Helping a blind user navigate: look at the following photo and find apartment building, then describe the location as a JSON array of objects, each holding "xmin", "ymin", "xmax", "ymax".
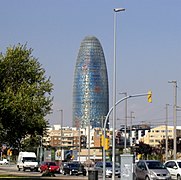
[
  {"xmin": 46, "ymin": 125, "xmax": 103, "ymax": 149},
  {"xmin": 46, "ymin": 124, "xmax": 181, "ymax": 151},
  {"xmin": 141, "ymin": 125, "xmax": 181, "ymax": 147}
]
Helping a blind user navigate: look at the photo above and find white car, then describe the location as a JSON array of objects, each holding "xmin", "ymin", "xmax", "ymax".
[
  {"xmin": 0, "ymin": 159, "xmax": 8, "ymax": 165},
  {"xmin": 165, "ymin": 160, "xmax": 181, "ymax": 180}
]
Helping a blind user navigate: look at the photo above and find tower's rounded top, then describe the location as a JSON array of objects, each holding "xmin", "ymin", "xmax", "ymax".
[{"xmin": 82, "ymin": 36, "xmax": 100, "ymax": 42}]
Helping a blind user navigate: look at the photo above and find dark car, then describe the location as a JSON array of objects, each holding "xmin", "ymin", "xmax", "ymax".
[
  {"xmin": 134, "ymin": 160, "xmax": 171, "ymax": 180},
  {"xmin": 39, "ymin": 162, "xmax": 60, "ymax": 173},
  {"xmin": 62, "ymin": 162, "xmax": 86, "ymax": 176}
]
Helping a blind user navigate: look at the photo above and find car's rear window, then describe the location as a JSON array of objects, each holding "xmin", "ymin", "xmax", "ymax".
[
  {"xmin": 69, "ymin": 164, "xmax": 79, "ymax": 168},
  {"xmin": 47, "ymin": 162, "xmax": 56, "ymax": 166}
]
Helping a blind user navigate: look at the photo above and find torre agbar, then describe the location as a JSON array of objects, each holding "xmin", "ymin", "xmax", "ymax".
[{"xmin": 72, "ymin": 36, "xmax": 109, "ymax": 128}]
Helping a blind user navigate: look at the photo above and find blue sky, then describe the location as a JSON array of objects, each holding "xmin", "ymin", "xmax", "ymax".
[{"xmin": 0, "ymin": 0, "xmax": 181, "ymax": 128}]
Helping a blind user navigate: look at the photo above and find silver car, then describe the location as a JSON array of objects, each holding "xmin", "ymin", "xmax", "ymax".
[
  {"xmin": 94, "ymin": 161, "xmax": 120, "ymax": 178},
  {"xmin": 134, "ymin": 160, "xmax": 171, "ymax": 180}
]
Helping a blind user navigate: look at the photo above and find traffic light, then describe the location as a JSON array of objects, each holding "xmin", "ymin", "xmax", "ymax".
[
  {"xmin": 105, "ymin": 138, "xmax": 110, "ymax": 150},
  {"xmin": 80, "ymin": 135, "xmax": 87, "ymax": 148},
  {"xmin": 100, "ymin": 135, "xmax": 105, "ymax": 147},
  {"xmin": 147, "ymin": 90, "xmax": 152, "ymax": 103}
]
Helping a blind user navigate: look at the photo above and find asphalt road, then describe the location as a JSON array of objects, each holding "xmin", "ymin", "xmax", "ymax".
[
  {"xmin": 0, "ymin": 164, "xmax": 88, "ymax": 179},
  {"xmin": 0, "ymin": 164, "xmax": 122, "ymax": 180}
]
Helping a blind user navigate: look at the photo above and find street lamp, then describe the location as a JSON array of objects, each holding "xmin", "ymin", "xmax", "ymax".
[
  {"xmin": 58, "ymin": 109, "xmax": 63, "ymax": 162},
  {"xmin": 168, "ymin": 80, "xmax": 177, "ymax": 159},
  {"xmin": 130, "ymin": 111, "xmax": 135, "ymax": 147},
  {"xmin": 112, "ymin": 7, "xmax": 125, "ymax": 180},
  {"xmin": 37, "ymin": 135, "xmax": 43, "ymax": 165},
  {"xmin": 119, "ymin": 92, "xmax": 127, "ymax": 151},
  {"xmin": 165, "ymin": 104, "xmax": 170, "ymax": 161}
]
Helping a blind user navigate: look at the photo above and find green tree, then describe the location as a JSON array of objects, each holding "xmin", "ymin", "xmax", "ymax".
[
  {"xmin": 0, "ymin": 44, "xmax": 53, "ymax": 150},
  {"xmin": 136, "ymin": 142, "xmax": 153, "ymax": 159}
]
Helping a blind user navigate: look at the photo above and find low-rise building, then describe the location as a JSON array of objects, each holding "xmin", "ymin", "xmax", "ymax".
[{"xmin": 140, "ymin": 125, "xmax": 181, "ymax": 147}]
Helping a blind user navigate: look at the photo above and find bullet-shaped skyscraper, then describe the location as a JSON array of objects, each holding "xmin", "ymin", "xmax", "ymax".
[{"xmin": 72, "ymin": 36, "xmax": 109, "ymax": 128}]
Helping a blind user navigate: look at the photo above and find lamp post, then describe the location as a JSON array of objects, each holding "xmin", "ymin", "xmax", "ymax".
[
  {"xmin": 75, "ymin": 116, "xmax": 81, "ymax": 162},
  {"xmin": 59, "ymin": 109, "xmax": 63, "ymax": 162},
  {"xmin": 79, "ymin": 125, "xmax": 81, "ymax": 163},
  {"xmin": 130, "ymin": 111, "xmax": 135, "ymax": 147},
  {"xmin": 112, "ymin": 8, "xmax": 125, "ymax": 180},
  {"xmin": 165, "ymin": 104, "xmax": 170, "ymax": 161},
  {"xmin": 38, "ymin": 135, "xmax": 43, "ymax": 165},
  {"xmin": 168, "ymin": 81, "xmax": 177, "ymax": 159},
  {"xmin": 119, "ymin": 92, "xmax": 127, "ymax": 151},
  {"xmin": 88, "ymin": 121, "xmax": 90, "ymax": 170}
]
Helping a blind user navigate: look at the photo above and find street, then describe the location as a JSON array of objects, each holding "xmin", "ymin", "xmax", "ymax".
[
  {"xmin": 0, "ymin": 164, "xmax": 121, "ymax": 180},
  {"xmin": 0, "ymin": 164, "xmax": 87, "ymax": 179}
]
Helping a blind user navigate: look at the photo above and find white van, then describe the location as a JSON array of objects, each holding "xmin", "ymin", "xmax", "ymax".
[{"xmin": 17, "ymin": 152, "xmax": 39, "ymax": 171}]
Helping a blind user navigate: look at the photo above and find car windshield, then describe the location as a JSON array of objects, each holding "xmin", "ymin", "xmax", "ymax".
[
  {"xmin": 146, "ymin": 161, "xmax": 165, "ymax": 169},
  {"xmin": 23, "ymin": 157, "xmax": 36, "ymax": 162},
  {"xmin": 105, "ymin": 162, "xmax": 112, "ymax": 168},
  {"xmin": 48, "ymin": 162, "xmax": 56, "ymax": 166}
]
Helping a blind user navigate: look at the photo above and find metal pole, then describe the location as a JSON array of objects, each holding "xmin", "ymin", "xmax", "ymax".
[
  {"xmin": 168, "ymin": 81, "xmax": 177, "ymax": 159},
  {"xmin": 88, "ymin": 123, "xmax": 90, "ymax": 170},
  {"xmin": 119, "ymin": 92, "xmax": 127, "ymax": 151},
  {"xmin": 79, "ymin": 127, "xmax": 81, "ymax": 162},
  {"xmin": 60, "ymin": 109, "xmax": 63, "ymax": 162},
  {"xmin": 130, "ymin": 111, "xmax": 134, "ymax": 147},
  {"xmin": 101, "ymin": 116, "xmax": 104, "ymax": 162},
  {"xmin": 40, "ymin": 136, "xmax": 42, "ymax": 164},
  {"xmin": 112, "ymin": 10, "xmax": 117, "ymax": 180},
  {"xmin": 112, "ymin": 8, "xmax": 125, "ymax": 180},
  {"xmin": 124, "ymin": 94, "xmax": 127, "ymax": 151},
  {"xmin": 75, "ymin": 117, "xmax": 81, "ymax": 162},
  {"xmin": 165, "ymin": 104, "xmax": 169, "ymax": 161},
  {"xmin": 173, "ymin": 82, "xmax": 177, "ymax": 160}
]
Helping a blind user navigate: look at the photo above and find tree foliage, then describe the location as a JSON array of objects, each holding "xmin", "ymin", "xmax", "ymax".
[
  {"xmin": 135, "ymin": 141, "xmax": 153, "ymax": 159},
  {"xmin": 160, "ymin": 138, "xmax": 173, "ymax": 150},
  {"xmin": 0, "ymin": 44, "xmax": 53, "ymax": 150}
]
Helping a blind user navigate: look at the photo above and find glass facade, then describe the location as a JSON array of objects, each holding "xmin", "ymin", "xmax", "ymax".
[{"xmin": 72, "ymin": 36, "xmax": 109, "ymax": 128}]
